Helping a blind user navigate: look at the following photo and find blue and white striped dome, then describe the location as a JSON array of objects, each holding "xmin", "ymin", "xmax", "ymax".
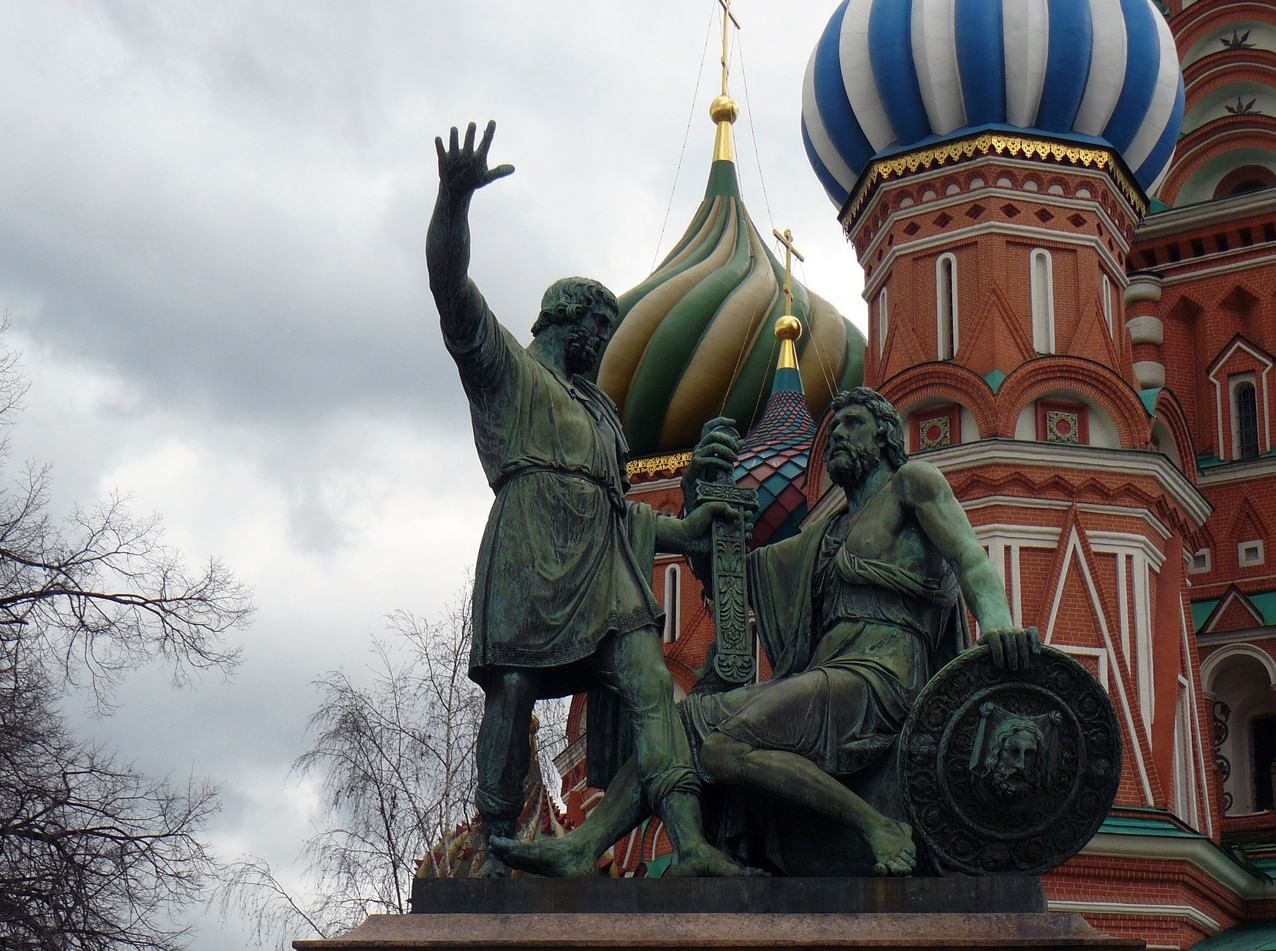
[{"xmin": 801, "ymin": 0, "xmax": 1186, "ymax": 209}]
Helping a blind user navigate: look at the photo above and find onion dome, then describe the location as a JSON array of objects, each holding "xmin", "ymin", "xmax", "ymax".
[
  {"xmin": 733, "ymin": 316, "xmax": 818, "ymax": 549},
  {"xmin": 801, "ymin": 0, "xmax": 1187, "ymax": 209},
  {"xmin": 599, "ymin": 84, "xmax": 865, "ymax": 457}
]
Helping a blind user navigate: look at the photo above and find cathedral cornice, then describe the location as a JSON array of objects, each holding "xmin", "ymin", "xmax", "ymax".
[{"xmin": 920, "ymin": 439, "xmax": 1211, "ymax": 527}]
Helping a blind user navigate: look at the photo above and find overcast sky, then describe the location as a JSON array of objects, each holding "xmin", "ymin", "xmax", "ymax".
[{"xmin": 0, "ymin": 2, "xmax": 866, "ymax": 945}]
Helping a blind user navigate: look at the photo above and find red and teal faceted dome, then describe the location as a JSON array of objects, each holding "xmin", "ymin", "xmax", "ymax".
[{"xmin": 733, "ymin": 360, "xmax": 817, "ymax": 548}]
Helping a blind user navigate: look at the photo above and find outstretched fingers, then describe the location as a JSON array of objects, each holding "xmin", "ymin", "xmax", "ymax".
[
  {"xmin": 463, "ymin": 121, "xmax": 477, "ymax": 155},
  {"xmin": 477, "ymin": 119, "xmax": 497, "ymax": 160}
]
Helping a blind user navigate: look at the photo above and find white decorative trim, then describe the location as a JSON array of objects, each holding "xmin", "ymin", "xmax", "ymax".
[
  {"xmin": 1202, "ymin": 588, "xmax": 1264, "ymax": 635},
  {"xmin": 963, "ymin": 496, "xmax": 1172, "ymax": 539},
  {"xmin": 1182, "ymin": 596, "xmax": 1216, "ymax": 839},
  {"xmin": 1089, "ymin": 530, "xmax": 1167, "ymax": 570},
  {"xmin": 1127, "ymin": 315, "xmax": 1163, "ymax": 345},
  {"xmin": 862, "ymin": 220, "xmax": 1125, "ymax": 298},
  {"xmin": 924, "ymin": 440, "xmax": 1212, "ymax": 527},
  {"xmin": 1046, "ymin": 900, "xmax": 1220, "ymax": 934},
  {"xmin": 1079, "ymin": 830, "xmax": 1276, "ymax": 901},
  {"xmin": 1239, "ymin": 538, "xmax": 1266, "ymax": 568},
  {"xmin": 1030, "ymin": 248, "xmax": 1056, "ymax": 354},
  {"xmin": 1157, "ymin": 252, "xmax": 1276, "ymax": 287},
  {"xmin": 936, "ymin": 253, "xmax": 959, "ymax": 360},
  {"xmin": 1201, "ymin": 642, "xmax": 1276, "ymax": 691},
  {"xmin": 1056, "ymin": 644, "xmax": 1109, "ymax": 690},
  {"xmin": 878, "ymin": 286, "xmax": 889, "ymax": 360},
  {"xmin": 1135, "ymin": 184, "xmax": 1276, "ymax": 240},
  {"xmin": 1134, "ymin": 361, "xmax": 1166, "ymax": 389},
  {"xmin": 1198, "ymin": 455, "xmax": 1276, "ymax": 485},
  {"xmin": 856, "ymin": 156, "xmax": 1134, "ymax": 261},
  {"xmin": 1044, "ymin": 526, "xmax": 1155, "ymax": 804},
  {"xmin": 971, "ymin": 523, "xmax": 1060, "ymax": 546},
  {"xmin": 1189, "ymin": 548, "xmax": 1211, "ymax": 574}
]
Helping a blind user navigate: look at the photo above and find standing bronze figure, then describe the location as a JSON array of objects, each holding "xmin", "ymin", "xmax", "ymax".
[{"xmin": 426, "ymin": 121, "xmax": 751, "ymax": 877}]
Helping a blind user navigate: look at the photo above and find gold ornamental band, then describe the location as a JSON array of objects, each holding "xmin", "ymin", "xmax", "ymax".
[{"xmin": 842, "ymin": 133, "xmax": 1147, "ymax": 227}]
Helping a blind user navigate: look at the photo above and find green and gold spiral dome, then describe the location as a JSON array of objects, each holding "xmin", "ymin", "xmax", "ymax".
[{"xmin": 598, "ymin": 90, "xmax": 865, "ymax": 456}]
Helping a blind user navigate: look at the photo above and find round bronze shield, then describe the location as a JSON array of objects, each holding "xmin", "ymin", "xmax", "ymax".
[{"xmin": 899, "ymin": 644, "xmax": 1121, "ymax": 875}]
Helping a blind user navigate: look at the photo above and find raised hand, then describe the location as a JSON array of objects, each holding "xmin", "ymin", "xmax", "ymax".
[{"xmin": 435, "ymin": 120, "xmax": 515, "ymax": 199}]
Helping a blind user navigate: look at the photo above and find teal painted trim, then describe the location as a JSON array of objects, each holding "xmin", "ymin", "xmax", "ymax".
[
  {"xmin": 647, "ymin": 853, "xmax": 674, "ymax": 878},
  {"xmin": 1190, "ymin": 923, "xmax": 1276, "ymax": 951},
  {"xmin": 1192, "ymin": 598, "xmax": 1220, "ymax": 632},
  {"xmin": 1248, "ymin": 589, "xmax": 1276, "ymax": 625},
  {"xmin": 1148, "ymin": 196, "xmax": 1172, "ymax": 214},
  {"xmin": 1098, "ymin": 815, "xmax": 1202, "ymax": 839},
  {"xmin": 771, "ymin": 366, "xmax": 804, "ymax": 395},
  {"xmin": 1139, "ymin": 387, "xmax": 1161, "ymax": 415},
  {"xmin": 704, "ymin": 160, "xmax": 741, "ymax": 201},
  {"xmin": 984, "ymin": 369, "xmax": 1008, "ymax": 394},
  {"xmin": 1197, "ymin": 452, "xmax": 1225, "ymax": 470}
]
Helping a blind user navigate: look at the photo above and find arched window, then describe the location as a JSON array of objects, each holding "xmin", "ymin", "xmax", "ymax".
[
  {"xmin": 936, "ymin": 254, "xmax": 958, "ymax": 360},
  {"xmin": 662, "ymin": 564, "xmax": 681, "ymax": 644},
  {"xmin": 1031, "ymin": 249, "xmax": 1055, "ymax": 353},
  {"xmin": 1235, "ymin": 380, "xmax": 1260, "ymax": 459},
  {"xmin": 878, "ymin": 286, "xmax": 889, "ymax": 359},
  {"xmin": 1102, "ymin": 274, "xmax": 1114, "ymax": 336}
]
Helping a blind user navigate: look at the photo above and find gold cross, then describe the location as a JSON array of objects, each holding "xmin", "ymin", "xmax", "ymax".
[
  {"xmin": 718, "ymin": 0, "xmax": 741, "ymax": 97},
  {"xmin": 772, "ymin": 228, "xmax": 805, "ymax": 316}
]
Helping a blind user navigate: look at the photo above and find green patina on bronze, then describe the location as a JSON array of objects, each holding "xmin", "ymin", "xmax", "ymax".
[
  {"xmin": 426, "ymin": 121, "xmax": 758, "ymax": 879},
  {"xmin": 492, "ymin": 388, "xmax": 1054, "ymax": 879}
]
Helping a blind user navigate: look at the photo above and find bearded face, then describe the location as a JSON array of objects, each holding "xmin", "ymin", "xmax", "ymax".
[
  {"xmin": 983, "ymin": 727, "xmax": 1041, "ymax": 800},
  {"xmin": 562, "ymin": 312, "xmax": 610, "ymax": 375},
  {"xmin": 827, "ymin": 441, "xmax": 881, "ymax": 488}
]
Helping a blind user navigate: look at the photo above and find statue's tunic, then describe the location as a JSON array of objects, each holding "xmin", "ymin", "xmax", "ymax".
[
  {"xmin": 443, "ymin": 293, "xmax": 661, "ymax": 692},
  {"xmin": 682, "ymin": 502, "xmax": 965, "ymax": 777}
]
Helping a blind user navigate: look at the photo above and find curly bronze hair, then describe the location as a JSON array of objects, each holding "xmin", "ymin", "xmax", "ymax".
[
  {"xmin": 829, "ymin": 387, "xmax": 909, "ymax": 469},
  {"xmin": 531, "ymin": 277, "xmax": 618, "ymax": 337}
]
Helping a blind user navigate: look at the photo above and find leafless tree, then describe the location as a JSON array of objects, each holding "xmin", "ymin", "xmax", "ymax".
[
  {"xmin": 0, "ymin": 319, "xmax": 253, "ymax": 950},
  {"xmin": 220, "ymin": 586, "xmax": 568, "ymax": 948}
]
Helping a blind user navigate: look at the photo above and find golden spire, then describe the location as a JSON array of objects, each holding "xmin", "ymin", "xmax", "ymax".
[
  {"xmin": 772, "ymin": 227, "xmax": 805, "ymax": 371},
  {"xmin": 711, "ymin": 0, "xmax": 741, "ymax": 163}
]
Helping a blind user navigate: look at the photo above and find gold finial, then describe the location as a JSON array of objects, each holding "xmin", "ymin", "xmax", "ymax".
[
  {"xmin": 712, "ymin": 0, "xmax": 741, "ymax": 163},
  {"xmin": 775, "ymin": 315, "xmax": 802, "ymax": 371}
]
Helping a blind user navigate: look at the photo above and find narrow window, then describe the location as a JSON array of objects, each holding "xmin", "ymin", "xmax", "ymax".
[
  {"xmin": 1102, "ymin": 274, "xmax": 1113, "ymax": 336},
  {"xmin": 936, "ymin": 254, "xmax": 958, "ymax": 360},
  {"xmin": 878, "ymin": 286, "xmax": 889, "ymax": 359},
  {"xmin": 1236, "ymin": 382, "xmax": 1260, "ymax": 459},
  {"xmin": 662, "ymin": 564, "xmax": 680, "ymax": 644},
  {"xmin": 1031, "ymin": 249, "xmax": 1055, "ymax": 353}
]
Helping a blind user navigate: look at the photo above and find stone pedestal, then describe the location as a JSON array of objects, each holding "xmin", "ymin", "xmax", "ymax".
[{"xmin": 292, "ymin": 878, "xmax": 1143, "ymax": 951}]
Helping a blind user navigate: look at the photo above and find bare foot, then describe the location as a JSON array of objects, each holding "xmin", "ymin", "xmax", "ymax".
[
  {"xmin": 666, "ymin": 844, "xmax": 766, "ymax": 878},
  {"xmin": 489, "ymin": 835, "xmax": 598, "ymax": 878},
  {"xmin": 866, "ymin": 819, "xmax": 916, "ymax": 876}
]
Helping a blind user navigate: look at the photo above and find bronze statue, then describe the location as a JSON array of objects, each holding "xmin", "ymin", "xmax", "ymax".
[
  {"xmin": 426, "ymin": 121, "xmax": 751, "ymax": 877},
  {"xmin": 492, "ymin": 387, "xmax": 1040, "ymax": 877}
]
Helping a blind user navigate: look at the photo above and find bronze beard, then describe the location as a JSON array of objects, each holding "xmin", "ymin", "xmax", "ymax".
[{"xmin": 827, "ymin": 442, "xmax": 883, "ymax": 490}]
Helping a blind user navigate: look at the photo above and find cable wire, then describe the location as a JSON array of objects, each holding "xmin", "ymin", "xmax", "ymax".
[{"xmin": 651, "ymin": 4, "xmax": 718, "ymax": 273}]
